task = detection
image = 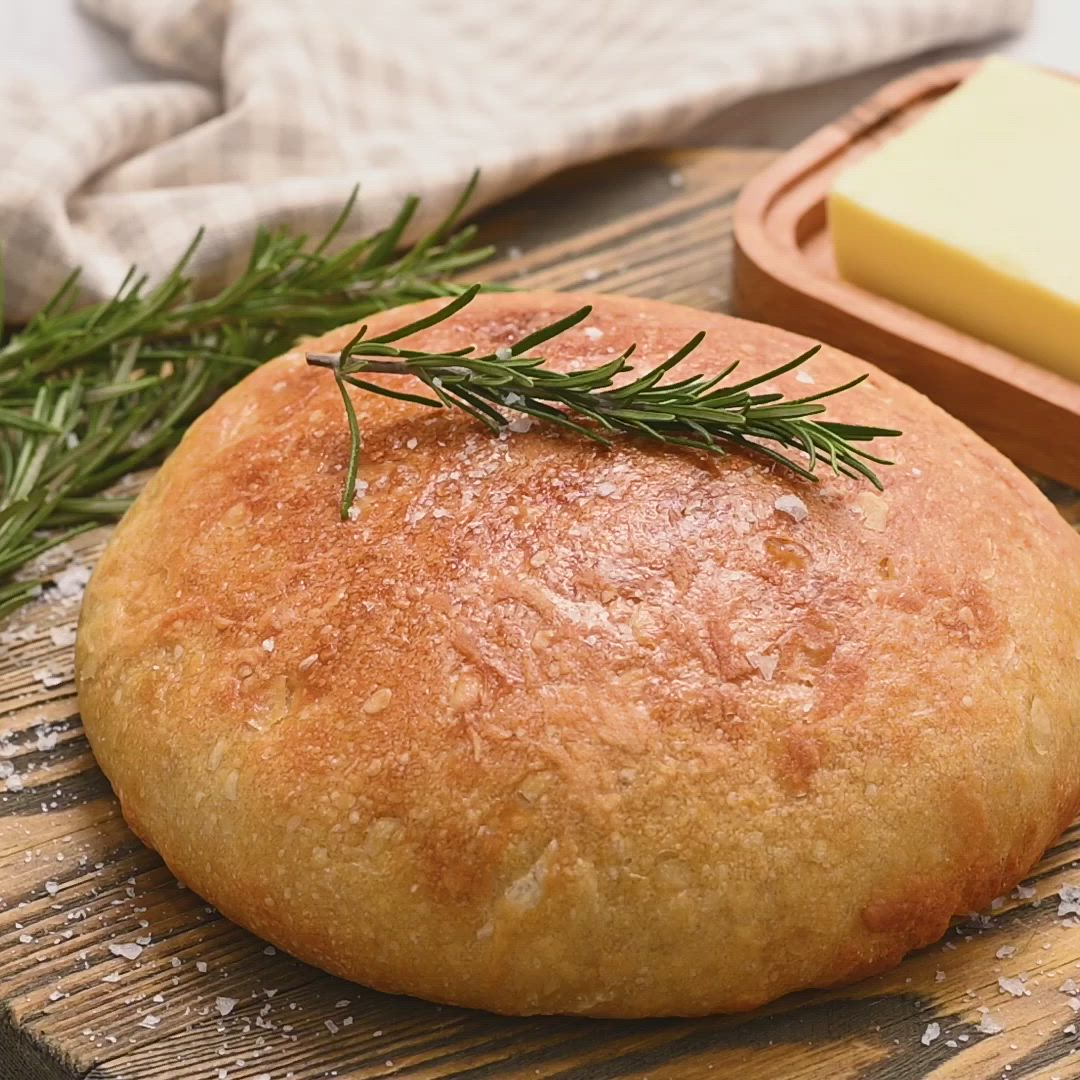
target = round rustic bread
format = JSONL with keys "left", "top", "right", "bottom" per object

{"left": 76, "top": 291, "right": 1080, "bottom": 1017}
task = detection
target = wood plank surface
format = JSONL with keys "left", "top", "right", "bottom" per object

{"left": 3, "top": 146, "right": 1080, "bottom": 1080}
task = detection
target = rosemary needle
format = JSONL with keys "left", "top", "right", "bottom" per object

{"left": 0, "top": 175, "right": 492, "bottom": 620}
{"left": 306, "top": 285, "right": 901, "bottom": 520}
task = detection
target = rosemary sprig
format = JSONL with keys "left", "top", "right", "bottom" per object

{"left": 307, "top": 285, "right": 901, "bottom": 520}
{"left": 0, "top": 176, "right": 492, "bottom": 619}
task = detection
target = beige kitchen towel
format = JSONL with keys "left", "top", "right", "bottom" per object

{"left": 0, "top": 0, "right": 1030, "bottom": 320}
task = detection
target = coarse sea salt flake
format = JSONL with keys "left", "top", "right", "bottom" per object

{"left": 855, "top": 491, "right": 889, "bottom": 532}
{"left": 45, "top": 880, "right": 60, "bottom": 897}
{"left": 773, "top": 494, "right": 808, "bottom": 522}
{"left": 49, "top": 626, "right": 77, "bottom": 648}
{"left": 362, "top": 687, "right": 393, "bottom": 715}
{"left": 108, "top": 942, "right": 143, "bottom": 960}
{"left": 996, "top": 945, "right": 1017, "bottom": 959}
{"left": 747, "top": 651, "right": 779, "bottom": 682}
{"left": 976, "top": 1012, "right": 1004, "bottom": 1035}
{"left": 495, "top": 346, "right": 513, "bottom": 362}
{"left": 920, "top": 1022, "right": 940, "bottom": 1046}
{"left": 52, "top": 563, "right": 91, "bottom": 599}
{"left": 1059, "top": 885, "right": 1080, "bottom": 917}
{"left": 596, "top": 482, "right": 617, "bottom": 497}
{"left": 261, "top": 638, "right": 275, "bottom": 653}
{"left": 584, "top": 326, "right": 604, "bottom": 341}
{"left": 139, "top": 1014, "right": 160, "bottom": 1029}
{"left": 998, "top": 976, "right": 1026, "bottom": 997}
{"left": 795, "top": 369, "right": 815, "bottom": 385}
{"left": 215, "top": 996, "right": 238, "bottom": 1017}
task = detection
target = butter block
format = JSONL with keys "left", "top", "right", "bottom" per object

{"left": 829, "top": 56, "right": 1080, "bottom": 382}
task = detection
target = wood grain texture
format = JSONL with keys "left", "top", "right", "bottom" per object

{"left": 731, "top": 60, "right": 1080, "bottom": 491}
{"left": 3, "top": 146, "right": 1080, "bottom": 1080}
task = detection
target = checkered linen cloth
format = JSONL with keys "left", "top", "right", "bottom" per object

{"left": 0, "top": 0, "right": 1030, "bottom": 321}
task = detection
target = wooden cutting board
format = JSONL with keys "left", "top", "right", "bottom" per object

{"left": 3, "top": 146, "right": 1080, "bottom": 1080}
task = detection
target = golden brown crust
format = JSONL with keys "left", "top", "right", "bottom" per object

{"left": 76, "top": 291, "right": 1080, "bottom": 1016}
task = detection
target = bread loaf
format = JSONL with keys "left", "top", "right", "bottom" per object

{"left": 76, "top": 292, "right": 1080, "bottom": 1016}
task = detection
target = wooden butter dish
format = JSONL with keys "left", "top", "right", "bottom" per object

{"left": 732, "top": 60, "right": 1080, "bottom": 489}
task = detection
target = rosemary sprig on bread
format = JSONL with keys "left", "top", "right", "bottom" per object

{"left": 306, "top": 285, "right": 900, "bottom": 520}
